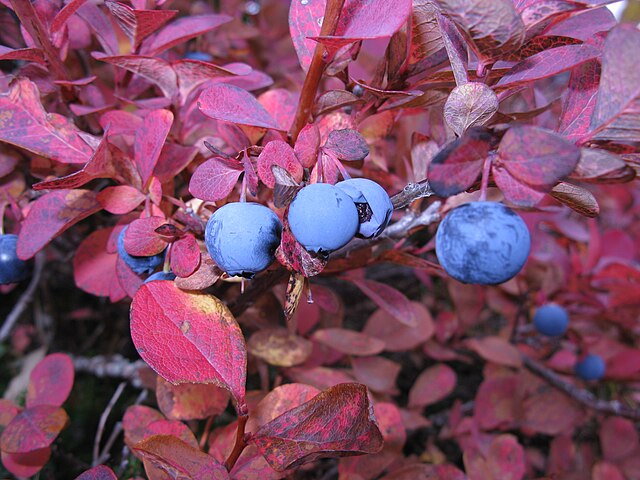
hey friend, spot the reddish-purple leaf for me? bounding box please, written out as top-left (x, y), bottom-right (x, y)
top-left (156, 376), bottom-right (229, 421)
top-left (546, 5), bottom-right (616, 41)
top-left (351, 356), bottom-right (401, 394)
top-left (1, 448), bottom-right (51, 478)
top-left (173, 60), bottom-right (236, 103)
top-left (408, 363), bottom-right (457, 408)
top-left (199, 84), bottom-right (283, 130)
top-left (1, 406), bottom-right (68, 453)
top-left (94, 53), bottom-right (177, 98)
top-left (311, 328), bottom-right (385, 356)
top-left (600, 417), bottom-right (639, 462)
top-left (517, 0), bottom-right (585, 38)
top-left (437, 13), bottom-right (469, 86)
top-left (465, 434), bottom-right (526, 480)
top-left (26, 354), bottom-right (74, 409)
top-left (285, 367), bottom-right (356, 390)
top-left (141, 14), bottom-right (233, 56)
top-left (250, 383), bottom-right (383, 471)
top-left (493, 164), bottom-right (546, 207)
top-left (496, 44), bottom-right (600, 89)
top-left (590, 24), bottom-right (640, 142)
top-left (467, 336), bottom-right (522, 368)
top-left (248, 383), bottom-right (320, 432)
top-left (51, 0), bottom-right (90, 33)
top-left (427, 127), bottom-right (494, 196)
top-left (133, 435), bottom-right (229, 479)
top-left (323, 129), bottom-right (369, 162)
top-left (0, 78), bottom-right (93, 164)
top-left (348, 277), bottom-right (418, 327)
top-left (294, 124), bottom-right (321, 168)
top-left (363, 302), bottom-right (435, 351)
top-left (17, 190), bottom-right (101, 260)
top-left (0, 46), bottom-right (46, 65)
top-left (474, 375), bottom-right (519, 430)
top-left (558, 58), bottom-right (600, 141)
top-left (444, 83), bottom-right (498, 136)
top-left (105, 1), bottom-right (177, 50)
top-left (498, 126), bottom-right (580, 187)
top-left (74, 465), bottom-right (118, 480)
top-left (248, 328), bottom-right (313, 367)
top-left (74, 228), bottom-right (126, 301)
top-left (257, 141), bottom-right (304, 188)
top-left (189, 156), bottom-right (243, 202)
top-left (504, 35), bottom-right (583, 61)
top-left (97, 185), bottom-right (145, 214)
top-left (276, 224), bottom-right (328, 277)
top-left (259, 89), bottom-right (298, 132)
top-left (170, 234), bottom-right (201, 278)
top-left (122, 405), bottom-right (164, 447)
top-left (571, 148), bottom-right (634, 183)
top-left (134, 109), bottom-right (173, 185)
top-left (130, 282), bottom-right (247, 412)
top-left (124, 216), bottom-right (167, 256)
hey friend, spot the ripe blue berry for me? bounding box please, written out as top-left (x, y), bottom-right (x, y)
top-left (533, 303), bottom-right (569, 337)
top-left (575, 353), bottom-right (606, 381)
top-left (0, 234), bottom-right (31, 285)
top-left (144, 271), bottom-right (176, 283)
top-left (117, 226), bottom-right (165, 275)
top-left (205, 202), bottom-right (282, 278)
top-left (288, 183), bottom-right (359, 255)
top-left (336, 178), bottom-right (393, 238)
top-left (435, 201), bottom-right (531, 285)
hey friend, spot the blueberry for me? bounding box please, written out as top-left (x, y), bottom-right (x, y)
top-left (144, 271), bottom-right (176, 283)
top-left (435, 201), bottom-right (531, 285)
top-left (287, 183), bottom-right (359, 255)
top-left (533, 303), bottom-right (569, 337)
top-left (117, 226), bottom-right (165, 275)
top-left (183, 51), bottom-right (213, 62)
top-left (336, 178), bottom-right (393, 238)
top-left (0, 234), bottom-right (30, 285)
top-left (204, 202), bottom-right (282, 278)
top-left (575, 353), bottom-right (606, 381)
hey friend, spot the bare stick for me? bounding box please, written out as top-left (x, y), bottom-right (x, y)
top-left (0, 252), bottom-right (46, 343)
top-left (93, 382), bottom-right (127, 466)
top-left (72, 354), bottom-right (146, 388)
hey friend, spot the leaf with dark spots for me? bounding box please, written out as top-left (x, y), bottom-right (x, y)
top-left (0, 406), bottom-right (68, 453)
top-left (1, 448), bottom-right (51, 479)
top-left (495, 44), bottom-right (600, 89)
top-left (248, 327), bottom-right (312, 367)
top-left (284, 272), bottom-right (305, 323)
top-left (518, 0), bottom-right (585, 39)
top-left (550, 181), bottom-right (599, 217)
top-left (0, 78), bottom-right (93, 164)
top-left (74, 465), bottom-right (117, 480)
top-left (314, 90), bottom-right (362, 117)
top-left (276, 224), bottom-right (327, 278)
top-left (258, 141), bottom-right (304, 189)
top-left (16, 190), bottom-right (101, 260)
top-left (444, 83), bottom-right (498, 136)
top-left (250, 383), bottom-right (383, 471)
top-left (189, 156), bottom-right (243, 202)
top-left (589, 24), bottom-right (640, 142)
top-left (498, 126), bottom-right (580, 187)
top-left (323, 129), bottom-right (369, 162)
top-left (247, 383), bottom-right (320, 432)
top-left (492, 165), bottom-right (546, 207)
top-left (130, 282), bottom-right (247, 412)
top-left (409, 0), bottom-right (443, 65)
top-left (558, 58), bottom-right (601, 142)
top-left (272, 165), bottom-right (303, 209)
top-left (428, 127), bottom-right (495, 197)
top-left (26, 354), bottom-right (74, 408)
top-left (503, 35), bottom-right (583, 61)
top-left (437, 0), bottom-right (525, 62)
top-left (437, 13), bottom-right (469, 86)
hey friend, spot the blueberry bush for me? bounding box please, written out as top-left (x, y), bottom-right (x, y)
top-left (0, 0), bottom-right (640, 478)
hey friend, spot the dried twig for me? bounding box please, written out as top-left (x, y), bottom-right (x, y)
top-left (72, 354), bottom-right (146, 388)
top-left (93, 382), bottom-right (126, 466)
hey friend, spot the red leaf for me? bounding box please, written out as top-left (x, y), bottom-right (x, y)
top-left (156, 376), bottom-right (229, 421)
top-left (0, 406), bottom-right (68, 453)
top-left (174, 252), bottom-right (222, 291)
top-left (0, 399), bottom-right (20, 428)
top-left (250, 383), bottom-right (383, 471)
top-left (444, 83), bottom-right (498, 136)
top-left (130, 282), bottom-right (247, 412)
top-left (135, 109), bottom-right (173, 185)
top-left (199, 84), bottom-right (283, 130)
top-left (474, 375), bottom-right (519, 430)
top-left (408, 363), bottom-right (457, 408)
top-left (248, 328), bottom-right (313, 367)
top-left (189, 156), bottom-right (243, 202)
top-left (94, 53), bottom-right (177, 98)
top-left (571, 148), bottom-right (634, 183)
top-left (351, 356), bottom-right (401, 394)
top-left (504, 35), bottom-right (583, 61)
top-left (122, 405), bottom-right (164, 447)
top-left (26, 354), bottom-right (74, 409)
top-left (495, 44), bottom-right (600, 89)
top-left (493, 164), bottom-right (546, 207)
top-left (74, 465), bottom-right (118, 480)
top-left (498, 126), bottom-right (580, 187)
top-left (589, 24), bottom-right (640, 142)
top-left (466, 336), bottom-right (522, 368)
top-left (427, 127), bottom-right (494, 197)
top-left (0, 46), bottom-right (46, 65)
top-left (133, 435), bottom-right (229, 479)
top-left (17, 189), bottom-right (101, 260)
top-left (247, 383), bottom-right (320, 432)
top-left (258, 89), bottom-right (298, 132)
top-left (73, 228), bottom-right (126, 301)
top-left (0, 78), bottom-right (93, 164)
top-left (348, 277), bottom-right (418, 327)
top-left (381, 464), bottom-right (466, 480)
top-left (170, 234), bottom-right (201, 278)
top-left (294, 124), bottom-right (321, 168)
top-left (311, 328), bottom-right (385, 356)
top-left (485, 435), bottom-right (526, 480)
top-left (593, 463), bottom-right (625, 480)
top-left (173, 60), bottom-right (236, 103)
top-left (363, 301), bottom-right (435, 351)
top-left (1, 448), bottom-right (51, 478)
top-left (97, 185), bottom-right (145, 214)
top-left (51, 0), bottom-right (90, 33)
top-left (285, 367), bottom-right (356, 390)
top-left (600, 417), bottom-right (639, 462)
top-left (323, 129), bottom-right (369, 162)
top-left (276, 224), bottom-right (327, 277)
top-left (141, 14), bottom-right (233, 56)
top-left (522, 383), bottom-right (584, 435)
top-left (104, 1), bottom-right (177, 50)
top-left (116, 253), bottom-right (144, 298)
top-left (257, 141), bottom-right (304, 189)
top-left (437, 13), bottom-right (469, 86)
top-left (124, 216), bottom-right (167, 256)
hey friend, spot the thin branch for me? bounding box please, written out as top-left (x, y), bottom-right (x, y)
top-left (289, 0), bottom-right (346, 143)
top-left (523, 356), bottom-right (640, 421)
top-left (0, 252), bottom-right (46, 343)
top-left (199, 415), bottom-right (216, 451)
top-left (93, 382), bottom-right (127, 466)
top-left (224, 414), bottom-right (249, 472)
top-left (72, 354), bottom-right (146, 388)
top-left (390, 180), bottom-right (434, 209)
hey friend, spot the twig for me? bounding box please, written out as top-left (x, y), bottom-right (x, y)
top-left (199, 415), bottom-right (216, 451)
top-left (224, 414), bottom-right (249, 471)
top-left (289, 0), bottom-right (346, 143)
top-left (93, 382), bottom-right (126, 466)
top-left (390, 180), bottom-right (434, 209)
top-left (523, 356), bottom-right (640, 421)
top-left (0, 252), bottom-right (45, 343)
top-left (72, 354), bottom-right (146, 388)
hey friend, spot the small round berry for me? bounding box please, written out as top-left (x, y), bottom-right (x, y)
top-left (575, 353), bottom-right (606, 381)
top-left (117, 227), bottom-right (165, 275)
top-left (287, 183), bottom-right (359, 255)
top-left (336, 178), bottom-right (393, 238)
top-left (205, 202), bottom-right (282, 278)
top-left (144, 271), bottom-right (176, 283)
top-left (533, 303), bottom-right (569, 337)
top-left (0, 234), bottom-right (31, 285)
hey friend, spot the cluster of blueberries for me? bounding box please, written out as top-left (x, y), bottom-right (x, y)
top-left (116, 227), bottom-right (176, 283)
top-left (533, 303), bottom-right (606, 381)
top-left (204, 178), bottom-right (394, 278)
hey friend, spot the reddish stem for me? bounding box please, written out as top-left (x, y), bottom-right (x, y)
top-left (224, 414), bottom-right (249, 472)
top-left (479, 155), bottom-right (493, 201)
top-left (289, 0), bottom-right (346, 144)
top-left (199, 415), bottom-right (215, 451)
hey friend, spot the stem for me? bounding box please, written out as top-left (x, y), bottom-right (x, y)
top-left (289, 0), bottom-right (346, 144)
top-left (224, 414), bottom-right (249, 472)
top-left (93, 382), bottom-right (126, 466)
top-left (479, 155), bottom-right (492, 201)
top-left (199, 415), bottom-right (216, 451)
